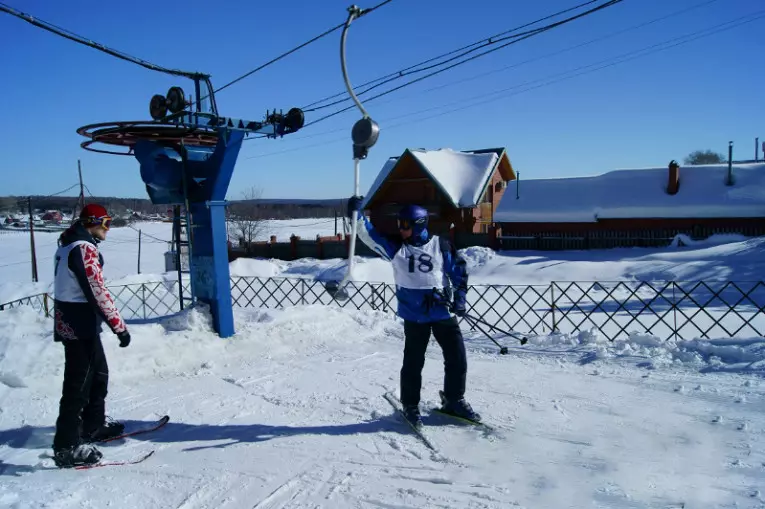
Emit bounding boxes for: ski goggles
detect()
[397,218,425,230]
[84,215,113,230]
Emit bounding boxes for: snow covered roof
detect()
[495,163,765,223]
[362,148,512,209]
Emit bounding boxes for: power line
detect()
[243,10,764,160]
[209,0,396,98]
[300,0,624,119]
[0,2,207,79]
[245,0,722,150]
[408,0,724,98]
[297,0,626,129]
[301,0,601,110]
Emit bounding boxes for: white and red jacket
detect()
[53,223,126,341]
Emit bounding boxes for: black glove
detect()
[451,294,467,317]
[346,195,363,219]
[117,330,131,348]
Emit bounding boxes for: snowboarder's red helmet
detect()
[80,204,112,230]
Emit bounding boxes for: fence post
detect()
[550,282,557,333]
[300,279,306,305]
[43,293,50,317]
[142,284,147,320]
[671,282,678,341]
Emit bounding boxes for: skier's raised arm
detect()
[347,195,399,261]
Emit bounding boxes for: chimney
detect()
[667,160,680,195]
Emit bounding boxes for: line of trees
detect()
[0,194,343,220]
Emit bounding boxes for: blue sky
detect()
[1,0,763,201]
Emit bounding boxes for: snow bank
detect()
[668,232,750,248]
[520,328,765,373]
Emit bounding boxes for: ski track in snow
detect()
[0,302,763,508]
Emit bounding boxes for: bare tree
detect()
[228,186,270,250]
[684,149,726,165]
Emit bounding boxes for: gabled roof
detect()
[495,163,765,223]
[362,147,514,209]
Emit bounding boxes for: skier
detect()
[346,196,480,427]
[51,204,131,467]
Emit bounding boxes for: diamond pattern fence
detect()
[2,277,764,341]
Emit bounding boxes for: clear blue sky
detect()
[1,0,763,201]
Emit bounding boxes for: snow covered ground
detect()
[1,220,764,507]
[1,303,764,508]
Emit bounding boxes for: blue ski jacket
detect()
[355,215,468,323]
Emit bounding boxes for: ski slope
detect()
[0,302,763,508]
[1,222,764,507]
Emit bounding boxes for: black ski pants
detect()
[400,316,467,407]
[52,334,109,450]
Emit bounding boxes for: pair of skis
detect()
[73,415,169,470]
[383,391,494,452]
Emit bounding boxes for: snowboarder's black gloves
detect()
[117,330,131,348]
[347,195,363,219]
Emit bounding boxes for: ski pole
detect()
[465,313,528,345]
[463,314,510,355]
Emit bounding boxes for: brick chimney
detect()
[667,160,680,195]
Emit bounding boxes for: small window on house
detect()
[495,181,503,193]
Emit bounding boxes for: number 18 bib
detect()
[391,236,446,290]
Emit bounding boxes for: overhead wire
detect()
[243,9,765,160]
[301,0,602,110]
[0,1,206,78]
[294,0,627,130]
[244,0,723,150]
[205,0,396,100]
[298,0,625,122]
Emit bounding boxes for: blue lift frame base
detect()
[135,128,245,338]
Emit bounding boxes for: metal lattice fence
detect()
[2,277,764,342]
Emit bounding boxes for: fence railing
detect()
[2,278,764,342]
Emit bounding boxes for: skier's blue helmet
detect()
[398,204,428,236]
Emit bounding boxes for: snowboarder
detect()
[51,204,131,467]
[346,196,480,427]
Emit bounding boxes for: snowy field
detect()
[1,220,764,508]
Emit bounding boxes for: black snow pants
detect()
[52,334,109,450]
[400,316,468,407]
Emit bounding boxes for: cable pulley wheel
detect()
[284,108,305,131]
[149,94,168,120]
[167,86,186,113]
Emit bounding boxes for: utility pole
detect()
[28,196,38,282]
[137,229,142,274]
[726,141,734,186]
[76,159,85,219]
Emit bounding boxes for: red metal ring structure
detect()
[76,120,220,156]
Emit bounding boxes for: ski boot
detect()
[403,405,423,429]
[439,390,481,423]
[53,443,103,468]
[81,416,125,443]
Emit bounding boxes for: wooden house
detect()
[361,147,516,236]
[494,161,765,250]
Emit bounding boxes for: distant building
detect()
[41,210,63,223]
[495,162,765,250]
[361,147,516,236]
